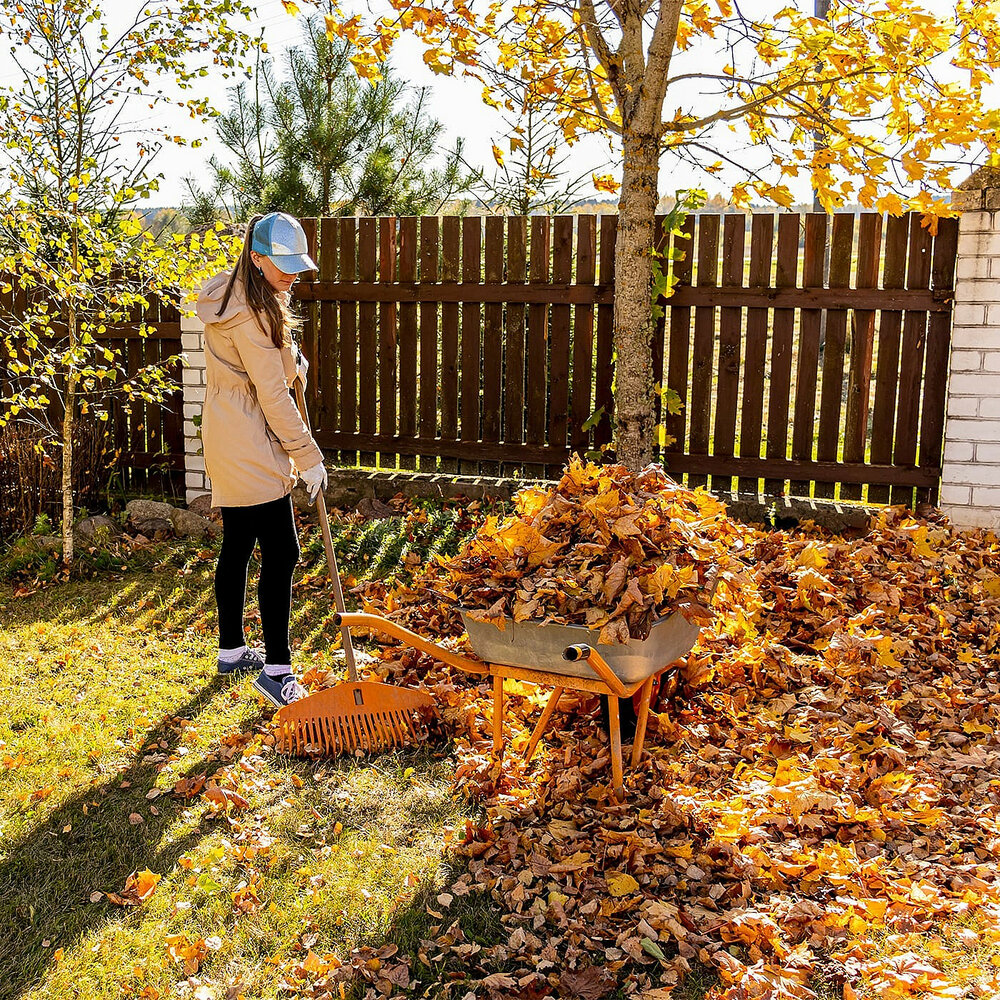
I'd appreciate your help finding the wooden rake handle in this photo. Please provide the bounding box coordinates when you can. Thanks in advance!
[293,381,358,684]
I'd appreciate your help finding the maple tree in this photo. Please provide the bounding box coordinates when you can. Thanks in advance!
[284,0,1000,470]
[0,0,254,562]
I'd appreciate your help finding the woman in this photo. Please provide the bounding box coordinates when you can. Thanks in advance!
[196,211,328,708]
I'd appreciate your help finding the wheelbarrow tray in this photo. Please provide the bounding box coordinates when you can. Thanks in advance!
[460,610,699,685]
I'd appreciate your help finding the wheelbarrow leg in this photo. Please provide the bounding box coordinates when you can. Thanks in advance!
[525,686,564,762]
[607,692,624,800]
[492,673,505,756]
[631,675,655,768]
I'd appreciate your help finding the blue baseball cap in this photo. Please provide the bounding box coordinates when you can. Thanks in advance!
[251,212,317,273]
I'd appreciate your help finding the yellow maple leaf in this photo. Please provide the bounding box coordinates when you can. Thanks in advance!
[607,872,640,897]
[592,172,620,193]
[129,869,161,901]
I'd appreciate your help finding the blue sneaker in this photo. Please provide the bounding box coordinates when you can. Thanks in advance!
[217,647,265,676]
[252,670,308,708]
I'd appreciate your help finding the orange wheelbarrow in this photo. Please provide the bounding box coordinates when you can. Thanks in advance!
[332,610,702,800]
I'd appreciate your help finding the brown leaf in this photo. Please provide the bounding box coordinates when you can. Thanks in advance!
[203,784,249,811]
[558,966,617,999]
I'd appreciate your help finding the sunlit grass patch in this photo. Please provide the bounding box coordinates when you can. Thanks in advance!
[0,565,477,1000]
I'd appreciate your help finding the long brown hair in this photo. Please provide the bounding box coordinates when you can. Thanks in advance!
[216,214,291,348]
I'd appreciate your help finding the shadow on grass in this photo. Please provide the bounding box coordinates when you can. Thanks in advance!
[0,677,250,1000]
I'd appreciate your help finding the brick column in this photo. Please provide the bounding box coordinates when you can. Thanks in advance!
[940,166,1000,530]
[180,310,210,503]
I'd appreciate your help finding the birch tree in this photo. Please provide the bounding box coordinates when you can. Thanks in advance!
[0,0,253,562]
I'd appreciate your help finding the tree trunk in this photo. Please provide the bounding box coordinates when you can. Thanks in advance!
[612,127,661,472]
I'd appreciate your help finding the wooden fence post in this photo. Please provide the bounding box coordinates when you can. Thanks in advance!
[940,166,1000,529]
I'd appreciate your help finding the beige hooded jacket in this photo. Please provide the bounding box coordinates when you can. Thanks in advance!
[196,273,324,508]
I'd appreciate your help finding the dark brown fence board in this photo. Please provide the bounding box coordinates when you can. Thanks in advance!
[157,295,184,491]
[918,217,959,506]
[299,218,319,467]
[418,217,439,473]
[891,216,932,506]
[765,213,800,495]
[526,216,550,478]
[594,215,616,450]
[689,214,720,489]
[815,213,854,498]
[868,214,909,503]
[318,217,338,443]
[664,214,695,470]
[548,215,573,476]
[299,218,318,283]
[481,216,504,476]
[739,213,773,492]
[505,217,528,470]
[398,217,418,470]
[460,216,482,474]
[791,214,827,494]
[338,217,358,465]
[841,213,882,500]
[127,305,143,475]
[712,213,745,492]
[571,214,596,455]
[378,218,398,468]
[358,219,378,466]
[440,216,460,473]
[651,214,667,435]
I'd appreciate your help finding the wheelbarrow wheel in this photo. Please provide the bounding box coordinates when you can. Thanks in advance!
[599,695,638,741]
[598,673,662,742]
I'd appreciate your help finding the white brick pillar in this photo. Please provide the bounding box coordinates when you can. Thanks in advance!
[180,309,211,503]
[941,166,1000,530]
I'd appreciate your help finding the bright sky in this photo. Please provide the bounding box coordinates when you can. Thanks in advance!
[143,0,619,208]
[3,0,992,209]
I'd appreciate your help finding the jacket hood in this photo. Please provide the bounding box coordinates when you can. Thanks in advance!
[196,272,248,324]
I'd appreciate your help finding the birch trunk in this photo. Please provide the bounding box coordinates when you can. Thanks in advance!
[612,127,660,472]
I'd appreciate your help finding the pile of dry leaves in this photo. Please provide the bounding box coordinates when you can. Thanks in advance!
[322,492,1000,1000]
[407,458,746,644]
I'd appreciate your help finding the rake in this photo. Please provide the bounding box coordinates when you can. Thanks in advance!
[273,385,437,756]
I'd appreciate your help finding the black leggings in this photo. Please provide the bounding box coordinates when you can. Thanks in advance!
[215,494,300,665]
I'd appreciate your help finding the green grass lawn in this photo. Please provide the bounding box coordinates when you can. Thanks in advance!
[0,541,503,1000]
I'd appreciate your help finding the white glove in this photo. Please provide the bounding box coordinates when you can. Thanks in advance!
[295,347,309,388]
[299,462,327,503]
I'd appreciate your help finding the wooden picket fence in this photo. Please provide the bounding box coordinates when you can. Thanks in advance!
[293,211,958,505]
[0,282,185,502]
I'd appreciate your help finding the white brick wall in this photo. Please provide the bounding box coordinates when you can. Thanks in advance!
[180,312,211,503]
[941,205,1000,530]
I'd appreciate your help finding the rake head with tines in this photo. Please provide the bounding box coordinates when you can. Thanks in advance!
[274,681,437,756]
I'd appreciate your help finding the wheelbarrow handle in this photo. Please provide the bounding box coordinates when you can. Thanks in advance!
[334,612,490,675]
[563,643,628,698]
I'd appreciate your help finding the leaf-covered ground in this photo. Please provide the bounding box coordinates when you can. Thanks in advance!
[352,492,1000,1000]
[3,491,1000,1000]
